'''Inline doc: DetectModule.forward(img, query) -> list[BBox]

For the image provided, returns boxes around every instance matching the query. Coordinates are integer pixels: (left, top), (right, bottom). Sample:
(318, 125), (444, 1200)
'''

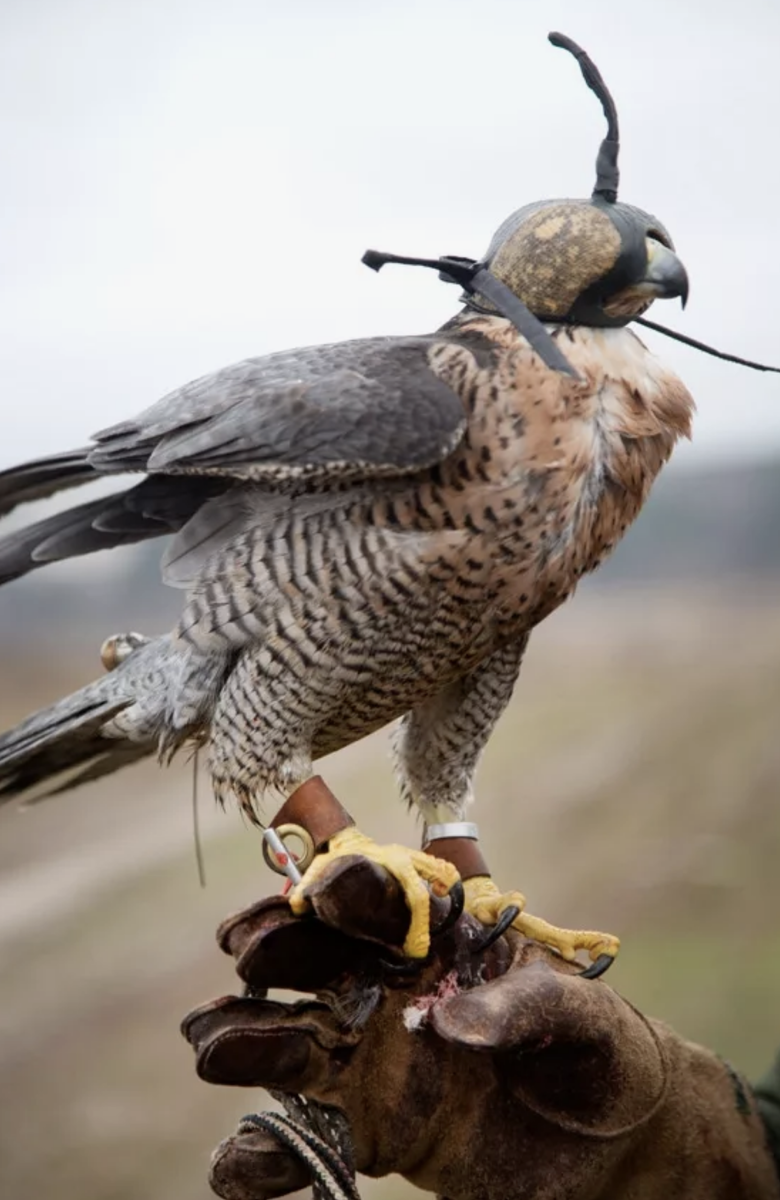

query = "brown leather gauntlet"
(183, 858), (779, 1200)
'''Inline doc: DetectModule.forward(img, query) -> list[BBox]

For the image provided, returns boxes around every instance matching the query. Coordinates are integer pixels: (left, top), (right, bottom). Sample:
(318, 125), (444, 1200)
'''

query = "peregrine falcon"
(0, 35), (693, 966)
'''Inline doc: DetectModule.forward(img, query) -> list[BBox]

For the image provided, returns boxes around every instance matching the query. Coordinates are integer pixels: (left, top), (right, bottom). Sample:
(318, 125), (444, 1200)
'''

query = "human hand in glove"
(182, 855), (779, 1200)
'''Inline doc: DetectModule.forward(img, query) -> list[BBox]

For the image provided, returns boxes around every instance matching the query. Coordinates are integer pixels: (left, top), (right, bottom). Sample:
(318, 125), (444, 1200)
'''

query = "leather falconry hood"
(364, 31), (780, 377)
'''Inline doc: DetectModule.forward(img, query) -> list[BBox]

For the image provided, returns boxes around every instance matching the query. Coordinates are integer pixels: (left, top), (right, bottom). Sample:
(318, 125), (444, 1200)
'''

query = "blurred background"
(1, 0), (780, 1196)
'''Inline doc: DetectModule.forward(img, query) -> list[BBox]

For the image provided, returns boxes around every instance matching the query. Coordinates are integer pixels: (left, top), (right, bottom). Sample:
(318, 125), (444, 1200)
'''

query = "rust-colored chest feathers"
(202, 313), (694, 798)
(373, 315), (694, 638)
(181, 311), (694, 786)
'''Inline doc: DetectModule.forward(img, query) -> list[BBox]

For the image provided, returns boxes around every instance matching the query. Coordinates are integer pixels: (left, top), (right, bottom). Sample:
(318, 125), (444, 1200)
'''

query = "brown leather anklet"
(270, 776), (355, 852)
(422, 836), (491, 880)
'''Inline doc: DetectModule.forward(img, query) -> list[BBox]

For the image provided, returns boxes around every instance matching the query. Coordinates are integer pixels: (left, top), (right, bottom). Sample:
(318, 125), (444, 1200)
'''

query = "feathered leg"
(392, 637), (529, 825)
(394, 638), (620, 967)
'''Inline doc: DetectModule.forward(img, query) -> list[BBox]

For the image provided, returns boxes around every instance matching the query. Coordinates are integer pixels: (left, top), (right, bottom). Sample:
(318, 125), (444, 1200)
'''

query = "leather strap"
(271, 777), (355, 851)
(423, 836), (491, 881)
(270, 779), (491, 880)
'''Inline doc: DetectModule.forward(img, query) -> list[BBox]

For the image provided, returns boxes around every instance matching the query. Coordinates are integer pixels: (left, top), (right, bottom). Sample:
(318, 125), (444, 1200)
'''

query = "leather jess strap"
(423, 836), (491, 880)
(271, 777), (492, 880)
(271, 777), (355, 851)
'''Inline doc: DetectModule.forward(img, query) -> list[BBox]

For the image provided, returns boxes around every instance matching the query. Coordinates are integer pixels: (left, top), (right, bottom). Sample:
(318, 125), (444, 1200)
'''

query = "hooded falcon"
(0, 35), (693, 968)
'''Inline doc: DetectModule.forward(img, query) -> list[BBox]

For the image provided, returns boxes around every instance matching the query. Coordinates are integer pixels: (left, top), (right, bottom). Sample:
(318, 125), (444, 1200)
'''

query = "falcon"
(0, 35), (693, 968)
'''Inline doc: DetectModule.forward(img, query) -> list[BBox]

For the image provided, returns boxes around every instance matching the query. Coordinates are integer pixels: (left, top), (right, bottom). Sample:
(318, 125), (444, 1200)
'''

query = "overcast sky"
(2, 0), (779, 470)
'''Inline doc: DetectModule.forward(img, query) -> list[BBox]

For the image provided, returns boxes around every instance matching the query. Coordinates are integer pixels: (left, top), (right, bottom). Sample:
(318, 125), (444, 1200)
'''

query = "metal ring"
(262, 823), (316, 877)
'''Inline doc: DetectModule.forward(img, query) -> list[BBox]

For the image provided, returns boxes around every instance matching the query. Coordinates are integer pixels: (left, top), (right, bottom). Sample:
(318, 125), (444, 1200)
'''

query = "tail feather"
(0, 474), (228, 584)
(0, 449), (97, 518)
(0, 695), (129, 767)
(0, 636), (185, 806)
(0, 495), (159, 585)
(1, 741), (154, 805)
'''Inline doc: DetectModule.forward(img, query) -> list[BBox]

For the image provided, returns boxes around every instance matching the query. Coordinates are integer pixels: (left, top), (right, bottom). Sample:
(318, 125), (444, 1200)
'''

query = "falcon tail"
(0, 448), (97, 518)
(0, 448), (229, 585)
(0, 635), (190, 806)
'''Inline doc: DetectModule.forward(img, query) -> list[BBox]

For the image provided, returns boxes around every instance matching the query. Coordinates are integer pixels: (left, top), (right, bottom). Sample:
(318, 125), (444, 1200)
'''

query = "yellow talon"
(288, 827), (460, 958)
(463, 876), (620, 964)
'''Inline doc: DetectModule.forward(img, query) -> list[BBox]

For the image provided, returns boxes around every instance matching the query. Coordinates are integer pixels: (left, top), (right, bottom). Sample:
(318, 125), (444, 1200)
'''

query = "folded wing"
(0, 333), (470, 584)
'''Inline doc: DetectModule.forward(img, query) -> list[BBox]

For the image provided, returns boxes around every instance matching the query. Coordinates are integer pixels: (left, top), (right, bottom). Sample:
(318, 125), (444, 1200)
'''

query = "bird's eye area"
(646, 229), (672, 250)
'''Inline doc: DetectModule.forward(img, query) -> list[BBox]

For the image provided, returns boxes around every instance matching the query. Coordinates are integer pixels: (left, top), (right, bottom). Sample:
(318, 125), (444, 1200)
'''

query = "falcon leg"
(211, 655), (458, 958)
(391, 638), (529, 829)
(288, 825), (460, 959)
(394, 638), (621, 968)
(290, 641), (531, 958)
(272, 777), (458, 959)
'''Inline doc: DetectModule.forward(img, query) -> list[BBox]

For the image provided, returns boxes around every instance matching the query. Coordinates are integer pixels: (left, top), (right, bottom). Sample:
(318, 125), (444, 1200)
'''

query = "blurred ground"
(1, 581), (780, 1199)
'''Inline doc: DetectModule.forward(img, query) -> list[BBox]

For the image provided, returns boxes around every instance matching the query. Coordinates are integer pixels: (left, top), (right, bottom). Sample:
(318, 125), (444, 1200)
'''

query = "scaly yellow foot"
(464, 876), (620, 965)
(288, 828), (460, 959)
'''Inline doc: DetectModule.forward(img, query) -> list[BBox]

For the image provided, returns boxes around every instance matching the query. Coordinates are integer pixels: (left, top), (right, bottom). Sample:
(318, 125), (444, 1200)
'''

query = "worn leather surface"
(183, 857), (780, 1200)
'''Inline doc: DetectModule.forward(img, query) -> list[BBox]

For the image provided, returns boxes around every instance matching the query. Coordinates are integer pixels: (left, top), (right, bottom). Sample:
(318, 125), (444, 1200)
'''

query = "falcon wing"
(0, 332), (472, 583)
(89, 336), (468, 481)
(0, 449), (98, 519)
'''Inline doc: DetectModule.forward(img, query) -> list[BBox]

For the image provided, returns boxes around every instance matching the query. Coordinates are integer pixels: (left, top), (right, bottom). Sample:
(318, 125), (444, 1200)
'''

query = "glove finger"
(217, 858), (456, 994)
(430, 955), (667, 1134)
(217, 896), (373, 993)
(181, 995), (357, 1089)
(304, 855), (456, 949)
(210, 1127), (311, 1200)
(303, 855), (412, 948)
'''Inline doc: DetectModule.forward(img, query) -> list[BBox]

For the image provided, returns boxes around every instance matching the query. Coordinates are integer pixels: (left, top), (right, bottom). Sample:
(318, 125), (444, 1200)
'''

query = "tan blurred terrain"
(0, 458), (779, 1199)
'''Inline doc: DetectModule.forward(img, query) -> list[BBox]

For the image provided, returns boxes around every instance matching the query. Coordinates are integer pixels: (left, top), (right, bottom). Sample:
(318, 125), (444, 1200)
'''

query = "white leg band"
(425, 822), (479, 841)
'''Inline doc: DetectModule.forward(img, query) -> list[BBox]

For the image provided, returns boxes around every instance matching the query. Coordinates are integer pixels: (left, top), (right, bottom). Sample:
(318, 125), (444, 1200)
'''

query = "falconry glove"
(182, 856), (780, 1200)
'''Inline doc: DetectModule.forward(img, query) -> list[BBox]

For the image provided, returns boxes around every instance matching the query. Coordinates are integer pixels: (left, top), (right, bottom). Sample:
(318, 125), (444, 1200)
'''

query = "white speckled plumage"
(0, 312), (693, 824)
(0, 160), (696, 831)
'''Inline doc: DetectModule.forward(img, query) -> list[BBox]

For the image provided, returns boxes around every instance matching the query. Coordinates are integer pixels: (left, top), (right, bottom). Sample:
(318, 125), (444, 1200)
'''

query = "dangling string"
(362, 249), (579, 378)
(363, 33), (780, 381)
(363, 248), (780, 376)
(192, 748), (206, 888)
(635, 316), (780, 374)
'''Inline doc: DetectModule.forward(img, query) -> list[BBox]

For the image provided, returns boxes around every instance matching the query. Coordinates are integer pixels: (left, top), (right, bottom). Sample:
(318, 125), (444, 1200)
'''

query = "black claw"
(579, 952), (615, 980)
(432, 880), (465, 939)
(469, 904), (520, 955)
(242, 982), (269, 999)
(378, 953), (429, 976)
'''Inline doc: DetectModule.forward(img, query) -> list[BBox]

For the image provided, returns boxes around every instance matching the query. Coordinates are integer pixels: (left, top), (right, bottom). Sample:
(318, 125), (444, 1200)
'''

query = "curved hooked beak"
(602, 237), (690, 320)
(641, 239), (689, 308)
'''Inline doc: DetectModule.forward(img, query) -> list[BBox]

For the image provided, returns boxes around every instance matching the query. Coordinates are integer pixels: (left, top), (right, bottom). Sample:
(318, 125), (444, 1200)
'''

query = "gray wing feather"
(90, 337), (467, 479)
(0, 330), (474, 584)
(0, 676), (137, 804)
(160, 491), (254, 588)
(0, 449), (97, 518)
(0, 476), (228, 584)
(0, 634), (202, 803)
